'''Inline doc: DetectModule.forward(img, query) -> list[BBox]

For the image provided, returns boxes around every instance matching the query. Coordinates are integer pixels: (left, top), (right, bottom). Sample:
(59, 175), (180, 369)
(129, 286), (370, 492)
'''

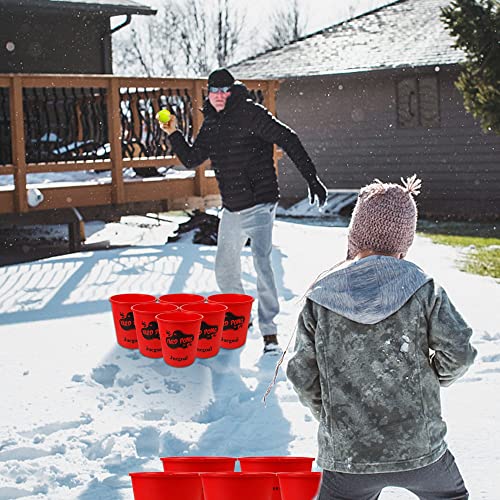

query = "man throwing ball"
(158, 68), (327, 354)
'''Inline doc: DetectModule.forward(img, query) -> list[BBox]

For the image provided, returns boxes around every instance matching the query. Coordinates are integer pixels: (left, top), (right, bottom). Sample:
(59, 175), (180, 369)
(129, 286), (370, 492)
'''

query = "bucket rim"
(155, 311), (204, 322)
(160, 456), (236, 461)
(129, 471), (201, 478)
(207, 293), (254, 305)
(131, 302), (178, 313)
(238, 456), (314, 462)
(200, 472), (277, 478)
(109, 293), (156, 304)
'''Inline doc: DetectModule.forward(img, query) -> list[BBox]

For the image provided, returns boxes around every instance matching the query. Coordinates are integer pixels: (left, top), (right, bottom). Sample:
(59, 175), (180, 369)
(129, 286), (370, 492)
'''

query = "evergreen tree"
(441, 0), (500, 134)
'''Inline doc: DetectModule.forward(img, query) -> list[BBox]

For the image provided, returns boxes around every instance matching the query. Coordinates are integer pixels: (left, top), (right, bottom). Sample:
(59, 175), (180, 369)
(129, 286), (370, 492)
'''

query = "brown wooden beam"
(107, 78), (125, 204)
(122, 157), (181, 168)
(10, 76), (28, 213)
(192, 79), (207, 197)
(25, 160), (112, 173)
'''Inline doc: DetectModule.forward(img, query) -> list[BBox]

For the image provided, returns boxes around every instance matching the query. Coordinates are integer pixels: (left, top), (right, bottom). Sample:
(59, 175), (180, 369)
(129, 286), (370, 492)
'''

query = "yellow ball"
(157, 109), (171, 124)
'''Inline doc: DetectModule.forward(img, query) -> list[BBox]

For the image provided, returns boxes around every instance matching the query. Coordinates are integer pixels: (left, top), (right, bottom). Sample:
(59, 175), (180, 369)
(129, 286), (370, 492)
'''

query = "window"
(396, 75), (440, 128)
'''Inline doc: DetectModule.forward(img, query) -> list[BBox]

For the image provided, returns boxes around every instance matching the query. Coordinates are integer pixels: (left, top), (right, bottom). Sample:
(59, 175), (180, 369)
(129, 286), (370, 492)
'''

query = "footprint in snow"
(91, 364), (120, 388)
(481, 353), (500, 363)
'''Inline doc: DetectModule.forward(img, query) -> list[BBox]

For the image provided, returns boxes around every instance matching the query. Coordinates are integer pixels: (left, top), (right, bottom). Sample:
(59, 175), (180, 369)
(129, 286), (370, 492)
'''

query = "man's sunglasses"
(208, 86), (231, 93)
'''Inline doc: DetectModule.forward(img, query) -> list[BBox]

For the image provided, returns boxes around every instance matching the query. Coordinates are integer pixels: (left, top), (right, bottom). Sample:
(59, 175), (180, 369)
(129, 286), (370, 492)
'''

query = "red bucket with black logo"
(277, 472), (322, 500)
(161, 456), (236, 472)
(109, 293), (157, 349)
(180, 302), (228, 358)
(129, 472), (203, 500)
(201, 472), (276, 500)
(158, 293), (205, 307)
(207, 294), (254, 349)
(239, 457), (314, 500)
(131, 302), (179, 358)
(156, 311), (203, 367)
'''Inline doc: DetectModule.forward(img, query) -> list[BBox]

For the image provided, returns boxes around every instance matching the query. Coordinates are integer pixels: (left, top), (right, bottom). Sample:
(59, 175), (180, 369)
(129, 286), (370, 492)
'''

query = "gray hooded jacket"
(286, 255), (477, 474)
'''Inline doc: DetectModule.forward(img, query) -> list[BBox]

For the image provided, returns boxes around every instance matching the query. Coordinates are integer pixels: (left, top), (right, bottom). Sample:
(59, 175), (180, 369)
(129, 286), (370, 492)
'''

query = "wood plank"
(107, 79), (124, 204)
(10, 76), (28, 212)
(118, 77), (198, 90)
(0, 190), (15, 213)
(122, 157), (181, 168)
(192, 79), (206, 197)
(25, 160), (112, 173)
(33, 184), (113, 209)
(21, 75), (109, 88)
(0, 166), (14, 175)
(0, 177), (220, 214)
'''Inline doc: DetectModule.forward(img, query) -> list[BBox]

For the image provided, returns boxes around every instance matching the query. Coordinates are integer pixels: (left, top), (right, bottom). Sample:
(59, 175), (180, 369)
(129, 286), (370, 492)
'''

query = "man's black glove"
(308, 176), (328, 207)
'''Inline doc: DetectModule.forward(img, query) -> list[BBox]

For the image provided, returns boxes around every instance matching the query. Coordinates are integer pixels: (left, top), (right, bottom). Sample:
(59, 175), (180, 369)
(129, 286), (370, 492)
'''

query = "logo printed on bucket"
(170, 354), (188, 362)
(223, 311), (246, 331)
(200, 321), (218, 340)
(141, 320), (160, 340)
(166, 329), (195, 349)
(119, 311), (135, 330)
(221, 337), (239, 344)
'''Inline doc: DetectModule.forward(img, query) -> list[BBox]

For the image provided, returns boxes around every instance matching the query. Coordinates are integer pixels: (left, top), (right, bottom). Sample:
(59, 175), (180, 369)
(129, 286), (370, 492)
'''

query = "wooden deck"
(0, 74), (280, 217)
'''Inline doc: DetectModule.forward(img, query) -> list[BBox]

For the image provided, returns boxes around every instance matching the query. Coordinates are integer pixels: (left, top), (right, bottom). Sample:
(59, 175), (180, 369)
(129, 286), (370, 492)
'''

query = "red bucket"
(239, 456), (314, 500)
(207, 294), (254, 349)
(158, 293), (205, 307)
(129, 472), (203, 500)
(131, 302), (179, 358)
(180, 302), (228, 358)
(109, 293), (157, 349)
(161, 456), (236, 472)
(201, 472), (276, 500)
(156, 311), (203, 367)
(278, 472), (322, 500)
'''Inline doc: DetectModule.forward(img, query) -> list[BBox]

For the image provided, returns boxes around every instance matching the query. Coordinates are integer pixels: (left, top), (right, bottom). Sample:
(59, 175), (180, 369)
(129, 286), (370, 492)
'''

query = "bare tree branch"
(113, 0), (248, 77)
(264, 0), (307, 50)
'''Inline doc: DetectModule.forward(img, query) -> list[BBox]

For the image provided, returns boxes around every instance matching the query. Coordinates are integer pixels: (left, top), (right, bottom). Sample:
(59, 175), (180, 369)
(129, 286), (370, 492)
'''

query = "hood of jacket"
(307, 255), (431, 324)
(203, 81), (249, 117)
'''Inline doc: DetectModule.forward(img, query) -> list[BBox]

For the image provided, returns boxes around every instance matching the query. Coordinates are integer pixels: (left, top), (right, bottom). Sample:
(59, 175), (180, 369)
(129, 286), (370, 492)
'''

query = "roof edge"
(0, 0), (156, 16)
(229, 0), (408, 70)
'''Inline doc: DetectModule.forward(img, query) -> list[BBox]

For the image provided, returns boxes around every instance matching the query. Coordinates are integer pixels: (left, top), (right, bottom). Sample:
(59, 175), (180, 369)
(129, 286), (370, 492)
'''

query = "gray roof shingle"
(230, 0), (464, 78)
(0, 0), (155, 16)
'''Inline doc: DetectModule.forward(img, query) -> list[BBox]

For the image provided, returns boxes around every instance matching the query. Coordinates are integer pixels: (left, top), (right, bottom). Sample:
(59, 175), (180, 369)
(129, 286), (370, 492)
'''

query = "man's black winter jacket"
(168, 82), (318, 212)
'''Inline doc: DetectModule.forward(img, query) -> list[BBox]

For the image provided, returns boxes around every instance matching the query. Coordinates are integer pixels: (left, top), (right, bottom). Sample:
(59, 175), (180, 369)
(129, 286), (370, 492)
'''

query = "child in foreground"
(287, 176), (476, 500)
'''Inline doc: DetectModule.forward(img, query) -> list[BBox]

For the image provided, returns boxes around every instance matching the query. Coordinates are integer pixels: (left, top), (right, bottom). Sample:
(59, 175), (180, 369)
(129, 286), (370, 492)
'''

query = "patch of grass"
(462, 247), (500, 278)
(418, 221), (500, 279)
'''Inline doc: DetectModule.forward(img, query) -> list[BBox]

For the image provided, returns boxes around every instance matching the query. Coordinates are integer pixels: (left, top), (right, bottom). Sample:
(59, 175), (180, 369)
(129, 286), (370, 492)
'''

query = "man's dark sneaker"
(263, 334), (282, 355)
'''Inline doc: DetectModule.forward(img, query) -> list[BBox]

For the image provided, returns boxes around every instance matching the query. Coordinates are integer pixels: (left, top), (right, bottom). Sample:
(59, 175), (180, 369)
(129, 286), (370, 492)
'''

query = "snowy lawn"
(0, 218), (499, 499)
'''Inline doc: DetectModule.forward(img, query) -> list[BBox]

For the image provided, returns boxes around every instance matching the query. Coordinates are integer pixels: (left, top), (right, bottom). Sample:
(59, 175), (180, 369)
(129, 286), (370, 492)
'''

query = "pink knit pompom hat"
(347, 175), (422, 259)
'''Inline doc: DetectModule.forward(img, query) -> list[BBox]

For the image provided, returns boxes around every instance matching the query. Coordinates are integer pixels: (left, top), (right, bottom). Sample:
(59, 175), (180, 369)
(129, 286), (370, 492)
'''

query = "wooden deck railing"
(0, 74), (279, 215)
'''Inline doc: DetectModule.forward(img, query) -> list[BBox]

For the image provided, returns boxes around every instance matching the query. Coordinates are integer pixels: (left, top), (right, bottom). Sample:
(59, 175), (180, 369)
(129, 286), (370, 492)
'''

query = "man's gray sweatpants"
(215, 202), (279, 337)
(317, 450), (469, 500)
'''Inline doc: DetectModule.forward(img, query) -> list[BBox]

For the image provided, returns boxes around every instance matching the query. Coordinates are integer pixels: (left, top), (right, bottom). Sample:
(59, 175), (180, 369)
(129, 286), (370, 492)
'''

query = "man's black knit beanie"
(208, 68), (235, 88)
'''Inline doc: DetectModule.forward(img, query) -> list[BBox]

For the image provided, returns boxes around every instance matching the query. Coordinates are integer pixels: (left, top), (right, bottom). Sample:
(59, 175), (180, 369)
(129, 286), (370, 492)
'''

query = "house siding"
(275, 66), (499, 218)
(0, 9), (110, 74)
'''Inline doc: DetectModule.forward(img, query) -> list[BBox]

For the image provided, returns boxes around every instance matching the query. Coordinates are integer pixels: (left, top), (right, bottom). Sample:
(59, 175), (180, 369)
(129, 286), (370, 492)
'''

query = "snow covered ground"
(0, 217), (499, 499)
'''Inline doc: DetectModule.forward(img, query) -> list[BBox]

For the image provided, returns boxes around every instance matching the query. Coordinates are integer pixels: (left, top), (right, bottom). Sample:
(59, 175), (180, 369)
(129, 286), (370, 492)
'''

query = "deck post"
(107, 78), (125, 204)
(192, 79), (206, 198)
(10, 76), (28, 212)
